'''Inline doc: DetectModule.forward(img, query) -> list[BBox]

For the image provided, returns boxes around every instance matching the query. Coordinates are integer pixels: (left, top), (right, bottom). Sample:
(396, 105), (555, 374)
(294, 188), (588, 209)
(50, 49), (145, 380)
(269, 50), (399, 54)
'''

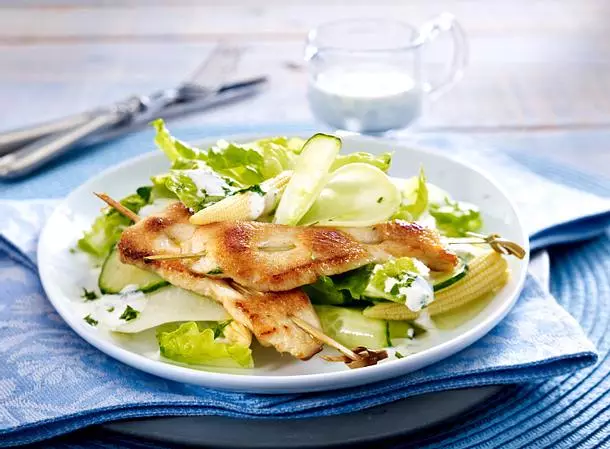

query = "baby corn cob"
(189, 171), (292, 225)
(429, 250), (509, 316)
(363, 251), (509, 320)
(363, 302), (419, 321)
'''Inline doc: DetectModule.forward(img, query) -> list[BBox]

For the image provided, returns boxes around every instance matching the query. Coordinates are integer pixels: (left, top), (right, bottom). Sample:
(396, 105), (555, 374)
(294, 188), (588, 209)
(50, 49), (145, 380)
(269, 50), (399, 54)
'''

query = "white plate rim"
(37, 133), (530, 393)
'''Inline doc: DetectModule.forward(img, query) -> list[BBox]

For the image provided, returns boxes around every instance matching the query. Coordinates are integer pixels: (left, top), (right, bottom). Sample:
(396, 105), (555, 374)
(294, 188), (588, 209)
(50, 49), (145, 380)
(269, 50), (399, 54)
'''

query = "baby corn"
(429, 250), (509, 316)
(363, 250), (509, 320)
(363, 302), (419, 321)
(189, 171), (292, 225)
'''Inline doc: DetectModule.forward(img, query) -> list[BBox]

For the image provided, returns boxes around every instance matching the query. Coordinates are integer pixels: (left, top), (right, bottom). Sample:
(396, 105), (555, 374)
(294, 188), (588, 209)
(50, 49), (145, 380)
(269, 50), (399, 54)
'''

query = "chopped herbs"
(377, 197), (384, 203)
(106, 306), (115, 313)
(207, 268), (224, 275)
(395, 351), (405, 359)
(213, 320), (233, 339)
(80, 288), (99, 301)
(83, 315), (98, 326)
(119, 305), (140, 321)
(232, 184), (266, 196)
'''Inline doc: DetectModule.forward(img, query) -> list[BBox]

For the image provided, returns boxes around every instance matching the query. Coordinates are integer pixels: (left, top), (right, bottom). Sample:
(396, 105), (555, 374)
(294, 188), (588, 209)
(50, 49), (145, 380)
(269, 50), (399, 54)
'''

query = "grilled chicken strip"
(120, 202), (457, 293)
(118, 202), (322, 360)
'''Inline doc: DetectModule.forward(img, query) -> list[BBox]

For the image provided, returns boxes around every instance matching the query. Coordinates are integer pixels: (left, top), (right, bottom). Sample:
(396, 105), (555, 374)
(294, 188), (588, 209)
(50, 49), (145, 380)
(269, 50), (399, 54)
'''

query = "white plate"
(38, 134), (529, 393)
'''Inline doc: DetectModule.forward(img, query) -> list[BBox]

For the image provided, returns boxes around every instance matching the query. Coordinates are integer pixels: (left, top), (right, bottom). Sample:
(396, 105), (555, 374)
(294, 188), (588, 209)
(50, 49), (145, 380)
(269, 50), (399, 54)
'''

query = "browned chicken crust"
(121, 203), (457, 293)
(119, 203), (322, 360)
(206, 220), (458, 292)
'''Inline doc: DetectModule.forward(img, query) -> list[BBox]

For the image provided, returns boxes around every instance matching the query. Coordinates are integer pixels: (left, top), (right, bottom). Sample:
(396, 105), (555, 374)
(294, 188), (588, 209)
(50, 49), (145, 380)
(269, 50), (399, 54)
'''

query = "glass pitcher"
(305, 13), (467, 134)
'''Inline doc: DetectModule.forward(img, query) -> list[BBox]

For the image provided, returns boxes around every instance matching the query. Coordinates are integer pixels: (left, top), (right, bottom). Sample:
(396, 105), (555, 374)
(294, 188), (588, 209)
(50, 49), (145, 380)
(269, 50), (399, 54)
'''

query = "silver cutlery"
(0, 44), (263, 179)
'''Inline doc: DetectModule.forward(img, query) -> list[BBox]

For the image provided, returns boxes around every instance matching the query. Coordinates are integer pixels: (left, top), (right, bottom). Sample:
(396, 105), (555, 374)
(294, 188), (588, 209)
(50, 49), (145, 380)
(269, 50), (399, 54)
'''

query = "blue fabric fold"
(0, 127), (609, 447)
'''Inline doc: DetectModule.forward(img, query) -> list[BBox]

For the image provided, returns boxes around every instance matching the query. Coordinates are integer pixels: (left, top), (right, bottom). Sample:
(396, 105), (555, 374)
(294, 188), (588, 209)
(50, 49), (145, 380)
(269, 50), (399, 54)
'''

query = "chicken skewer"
(97, 193), (389, 366)
(95, 193), (323, 360)
(120, 203), (460, 293)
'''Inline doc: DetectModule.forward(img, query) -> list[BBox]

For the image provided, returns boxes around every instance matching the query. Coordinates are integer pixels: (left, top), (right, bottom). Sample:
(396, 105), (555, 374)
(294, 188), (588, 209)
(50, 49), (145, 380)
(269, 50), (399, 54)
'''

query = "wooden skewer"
(446, 232), (526, 260)
(290, 316), (361, 362)
(94, 192), (140, 223)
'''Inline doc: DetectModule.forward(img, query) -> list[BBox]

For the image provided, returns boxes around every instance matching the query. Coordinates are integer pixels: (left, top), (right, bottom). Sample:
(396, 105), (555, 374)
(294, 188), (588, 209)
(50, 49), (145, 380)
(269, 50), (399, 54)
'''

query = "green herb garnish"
(207, 268), (223, 275)
(119, 305), (140, 321)
(213, 320), (233, 339)
(232, 184), (266, 196)
(84, 315), (98, 326)
(81, 288), (99, 301)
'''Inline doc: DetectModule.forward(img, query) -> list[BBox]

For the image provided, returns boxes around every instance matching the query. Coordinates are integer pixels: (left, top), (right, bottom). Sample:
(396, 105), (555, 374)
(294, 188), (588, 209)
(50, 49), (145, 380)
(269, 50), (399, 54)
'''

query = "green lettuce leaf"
(156, 169), (229, 212)
(303, 265), (374, 305)
(77, 187), (152, 259)
(363, 257), (431, 306)
(152, 120), (304, 186)
(331, 151), (393, 172)
(152, 118), (202, 163)
(368, 258), (419, 293)
(391, 167), (428, 221)
(429, 197), (483, 237)
(157, 322), (253, 368)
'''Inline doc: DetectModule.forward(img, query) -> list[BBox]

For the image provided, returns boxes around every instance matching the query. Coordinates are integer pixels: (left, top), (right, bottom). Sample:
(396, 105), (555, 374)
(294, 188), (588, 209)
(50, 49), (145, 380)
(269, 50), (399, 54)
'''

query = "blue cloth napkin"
(0, 130), (609, 447)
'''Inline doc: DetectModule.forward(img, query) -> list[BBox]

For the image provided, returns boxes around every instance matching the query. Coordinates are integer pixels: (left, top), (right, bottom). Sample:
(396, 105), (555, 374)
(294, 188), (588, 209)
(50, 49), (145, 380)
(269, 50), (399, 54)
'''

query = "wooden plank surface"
(0, 1), (609, 138)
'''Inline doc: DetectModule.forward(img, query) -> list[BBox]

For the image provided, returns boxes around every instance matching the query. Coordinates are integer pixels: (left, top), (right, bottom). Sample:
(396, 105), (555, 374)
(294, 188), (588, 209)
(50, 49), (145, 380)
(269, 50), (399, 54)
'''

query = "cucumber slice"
(299, 163), (401, 227)
(113, 286), (229, 333)
(99, 246), (168, 294)
(273, 133), (341, 225)
(430, 258), (468, 292)
(315, 305), (389, 349)
(388, 321), (412, 340)
(388, 320), (427, 344)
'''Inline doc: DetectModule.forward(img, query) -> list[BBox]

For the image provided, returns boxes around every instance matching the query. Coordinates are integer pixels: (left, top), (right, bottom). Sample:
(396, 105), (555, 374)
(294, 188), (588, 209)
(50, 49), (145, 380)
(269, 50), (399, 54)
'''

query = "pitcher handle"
(417, 13), (468, 98)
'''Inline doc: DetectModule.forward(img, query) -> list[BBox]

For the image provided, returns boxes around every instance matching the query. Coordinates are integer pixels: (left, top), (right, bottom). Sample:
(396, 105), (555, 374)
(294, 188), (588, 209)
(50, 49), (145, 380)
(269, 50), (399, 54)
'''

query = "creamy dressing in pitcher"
(308, 66), (423, 133)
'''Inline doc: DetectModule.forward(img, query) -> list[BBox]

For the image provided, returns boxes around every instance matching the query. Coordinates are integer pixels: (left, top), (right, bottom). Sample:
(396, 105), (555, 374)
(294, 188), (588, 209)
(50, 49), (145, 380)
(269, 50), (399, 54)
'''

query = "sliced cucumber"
(388, 321), (412, 340)
(273, 133), (341, 225)
(112, 286), (229, 333)
(315, 305), (389, 349)
(388, 320), (427, 345)
(99, 246), (168, 294)
(430, 258), (468, 292)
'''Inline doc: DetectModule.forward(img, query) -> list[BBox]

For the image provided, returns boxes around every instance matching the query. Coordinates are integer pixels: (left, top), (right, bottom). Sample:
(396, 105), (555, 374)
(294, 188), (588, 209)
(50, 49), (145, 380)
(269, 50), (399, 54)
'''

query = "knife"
(0, 44), (246, 179)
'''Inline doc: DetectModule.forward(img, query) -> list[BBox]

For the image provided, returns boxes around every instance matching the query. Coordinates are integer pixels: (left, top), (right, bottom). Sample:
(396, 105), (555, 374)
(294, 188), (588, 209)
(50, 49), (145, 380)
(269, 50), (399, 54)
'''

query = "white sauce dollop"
(184, 169), (229, 196)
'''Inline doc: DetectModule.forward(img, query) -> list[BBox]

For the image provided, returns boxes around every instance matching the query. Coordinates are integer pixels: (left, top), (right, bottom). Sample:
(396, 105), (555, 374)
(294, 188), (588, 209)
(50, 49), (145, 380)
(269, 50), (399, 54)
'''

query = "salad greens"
(330, 151), (392, 172)
(392, 168), (428, 221)
(152, 169), (229, 212)
(78, 186), (153, 259)
(304, 265), (374, 305)
(299, 162), (401, 227)
(365, 257), (419, 302)
(429, 197), (483, 237)
(153, 119), (304, 186)
(157, 322), (253, 368)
